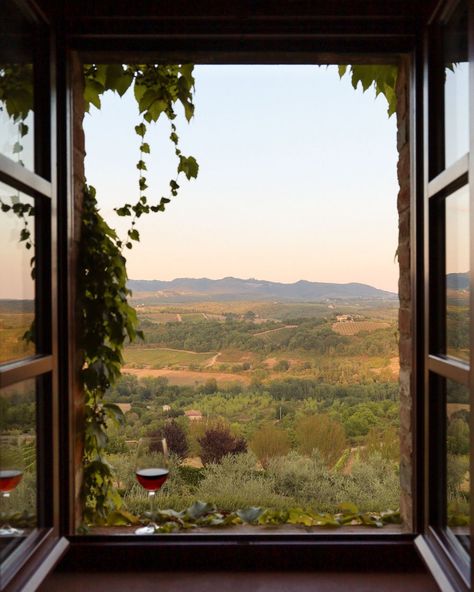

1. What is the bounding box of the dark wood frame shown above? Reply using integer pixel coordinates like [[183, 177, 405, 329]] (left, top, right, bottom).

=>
[[0, 2, 69, 590], [56, 0, 427, 574], [414, 0, 472, 590], [5, 0, 474, 589]]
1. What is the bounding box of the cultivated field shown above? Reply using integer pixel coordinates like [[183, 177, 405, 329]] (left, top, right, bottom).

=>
[[123, 367, 250, 386], [332, 320, 391, 335], [124, 347, 216, 368]]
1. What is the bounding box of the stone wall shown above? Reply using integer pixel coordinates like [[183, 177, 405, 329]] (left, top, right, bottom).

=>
[[396, 56, 413, 531], [71, 52, 86, 527]]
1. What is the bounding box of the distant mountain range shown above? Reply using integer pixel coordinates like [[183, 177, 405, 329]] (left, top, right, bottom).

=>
[[128, 277, 397, 302], [446, 272, 469, 291]]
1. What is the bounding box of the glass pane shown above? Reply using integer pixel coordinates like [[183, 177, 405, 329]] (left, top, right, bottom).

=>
[[443, 0, 469, 168], [0, 379, 37, 566], [0, 1, 35, 170], [0, 182, 35, 364], [446, 184, 469, 362], [446, 379, 470, 554]]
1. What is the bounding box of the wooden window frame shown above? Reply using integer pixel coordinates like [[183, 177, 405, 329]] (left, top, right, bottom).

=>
[[59, 2, 422, 560], [9, 0, 474, 589], [414, 1, 473, 590], [0, 2, 69, 590]]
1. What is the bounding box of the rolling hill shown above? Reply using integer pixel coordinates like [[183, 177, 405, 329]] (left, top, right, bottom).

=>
[[128, 277, 397, 302]]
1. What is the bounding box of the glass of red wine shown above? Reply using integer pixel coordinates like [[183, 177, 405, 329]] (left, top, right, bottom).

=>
[[134, 436, 169, 535], [0, 435, 25, 536]]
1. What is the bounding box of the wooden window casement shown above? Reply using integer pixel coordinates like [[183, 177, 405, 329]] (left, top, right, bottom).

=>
[[2, 1, 474, 591], [414, 0, 473, 590], [0, 2, 69, 591]]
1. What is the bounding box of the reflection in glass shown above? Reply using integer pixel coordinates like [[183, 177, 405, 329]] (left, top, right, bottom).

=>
[[0, 379, 37, 565], [446, 380, 470, 554], [0, 1, 35, 170], [0, 182, 35, 364], [446, 185, 469, 361], [443, 0, 468, 168]]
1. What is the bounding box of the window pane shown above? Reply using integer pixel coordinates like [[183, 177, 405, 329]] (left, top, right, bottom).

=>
[[443, 0, 469, 168], [0, 182, 35, 364], [446, 185, 469, 362], [0, 379, 37, 566], [446, 379, 470, 555], [0, 1, 35, 170]]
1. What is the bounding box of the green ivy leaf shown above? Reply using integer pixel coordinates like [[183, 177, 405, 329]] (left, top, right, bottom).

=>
[[185, 501, 215, 520], [18, 122, 29, 137], [178, 155, 199, 180], [134, 123, 147, 137], [140, 143, 150, 154], [339, 502, 359, 515], [128, 229, 140, 241], [236, 507, 264, 524], [84, 78, 104, 112], [105, 65, 133, 96], [103, 403, 125, 426]]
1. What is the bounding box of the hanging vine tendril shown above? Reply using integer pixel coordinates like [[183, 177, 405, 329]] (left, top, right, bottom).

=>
[[0, 62, 199, 525]]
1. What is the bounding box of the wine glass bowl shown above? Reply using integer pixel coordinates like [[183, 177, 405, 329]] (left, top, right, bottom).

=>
[[0, 435, 26, 536], [134, 437, 169, 535]]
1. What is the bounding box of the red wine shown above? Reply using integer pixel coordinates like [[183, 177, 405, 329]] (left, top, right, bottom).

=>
[[136, 468, 169, 491], [0, 470, 23, 493]]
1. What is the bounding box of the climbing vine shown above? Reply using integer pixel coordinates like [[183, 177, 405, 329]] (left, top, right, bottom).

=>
[[338, 65, 398, 117], [0, 62, 199, 525], [79, 64, 199, 524]]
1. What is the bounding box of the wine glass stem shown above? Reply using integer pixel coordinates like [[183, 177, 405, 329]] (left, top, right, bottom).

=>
[[149, 491, 156, 528], [2, 492, 11, 529]]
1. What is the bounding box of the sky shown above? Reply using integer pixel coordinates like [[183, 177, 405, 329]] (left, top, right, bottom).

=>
[[0, 65, 402, 299], [83, 65, 400, 293]]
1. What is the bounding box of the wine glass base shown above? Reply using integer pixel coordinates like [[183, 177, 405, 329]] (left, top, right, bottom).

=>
[[0, 526, 24, 536], [135, 525, 157, 535]]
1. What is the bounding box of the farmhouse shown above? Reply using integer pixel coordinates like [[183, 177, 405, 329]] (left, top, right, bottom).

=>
[[336, 314, 353, 323], [185, 409, 203, 421]]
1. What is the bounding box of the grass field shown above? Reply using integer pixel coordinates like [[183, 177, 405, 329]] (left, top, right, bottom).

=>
[[123, 367, 249, 386], [253, 326, 298, 344], [131, 298, 399, 322], [181, 313, 206, 322], [332, 321, 391, 335], [124, 347, 216, 368], [0, 312, 34, 363], [137, 311, 179, 323]]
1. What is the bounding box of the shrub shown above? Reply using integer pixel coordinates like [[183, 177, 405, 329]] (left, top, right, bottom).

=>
[[341, 453, 400, 511], [198, 425, 247, 465], [150, 420, 189, 459], [361, 426, 399, 462], [195, 452, 288, 510], [250, 424, 291, 468], [295, 414, 346, 467], [274, 359, 290, 372], [267, 450, 344, 512]]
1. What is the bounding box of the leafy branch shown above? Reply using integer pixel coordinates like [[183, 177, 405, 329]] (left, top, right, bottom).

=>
[[83, 64, 199, 250], [101, 500, 400, 533], [79, 184, 144, 524], [338, 65, 398, 117]]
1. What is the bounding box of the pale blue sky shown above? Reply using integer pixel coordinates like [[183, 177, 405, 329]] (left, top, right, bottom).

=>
[[84, 65, 399, 292]]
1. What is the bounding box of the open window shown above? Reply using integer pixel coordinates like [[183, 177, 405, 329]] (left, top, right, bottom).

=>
[[2, 1, 474, 590]]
